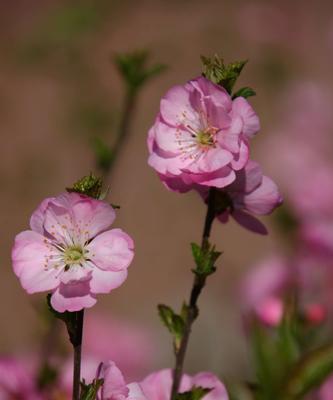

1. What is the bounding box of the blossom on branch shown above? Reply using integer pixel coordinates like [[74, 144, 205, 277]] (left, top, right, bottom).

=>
[[148, 76, 259, 192], [12, 192, 134, 312]]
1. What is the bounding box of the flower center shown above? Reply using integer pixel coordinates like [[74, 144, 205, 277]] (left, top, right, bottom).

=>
[[196, 127, 218, 148], [63, 245, 86, 266]]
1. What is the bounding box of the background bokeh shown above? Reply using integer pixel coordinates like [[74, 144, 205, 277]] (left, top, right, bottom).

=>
[[1, 0, 333, 383]]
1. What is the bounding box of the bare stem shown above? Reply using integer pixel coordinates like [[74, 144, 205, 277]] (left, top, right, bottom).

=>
[[170, 188, 216, 400], [72, 310, 84, 400]]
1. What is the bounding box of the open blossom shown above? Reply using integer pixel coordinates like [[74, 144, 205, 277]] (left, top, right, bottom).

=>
[[148, 76, 259, 192], [140, 369, 228, 400], [12, 192, 134, 312], [199, 161, 282, 234], [96, 361, 147, 400]]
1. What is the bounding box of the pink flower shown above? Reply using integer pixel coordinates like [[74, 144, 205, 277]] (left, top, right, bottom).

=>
[[148, 76, 259, 192], [0, 357, 40, 400], [140, 369, 228, 400], [240, 257, 290, 326], [83, 313, 156, 380], [199, 161, 282, 234], [97, 361, 147, 400], [300, 222, 333, 259], [12, 192, 134, 312]]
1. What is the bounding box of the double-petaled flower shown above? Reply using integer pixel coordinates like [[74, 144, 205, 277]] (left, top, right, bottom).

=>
[[148, 76, 260, 191]]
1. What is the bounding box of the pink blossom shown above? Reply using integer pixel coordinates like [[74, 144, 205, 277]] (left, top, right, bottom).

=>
[[319, 374, 333, 400], [0, 357, 40, 400], [96, 361, 147, 400], [240, 257, 290, 326], [12, 192, 134, 312], [199, 161, 282, 234], [148, 76, 259, 192], [140, 369, 228, 400], [300, 222, 333, 259], [83, 313, 156, 380], [303, 303, 327, 325]]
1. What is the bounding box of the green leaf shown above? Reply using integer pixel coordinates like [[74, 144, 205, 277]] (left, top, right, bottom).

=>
[[66, 173, 103, 199], [114, 50, 167, 94], [175, 386, 212, 400], [201, 55, 248, 94], [191, 242, 221, 277], [80, 378, 104, 400], [283, 343, 333, 399], [232, 87, 256, 99], [158, 304, 186, 351], [92, 136, 113, 172]]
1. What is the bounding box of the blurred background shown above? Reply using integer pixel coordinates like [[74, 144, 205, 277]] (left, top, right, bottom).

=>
[[1, 0, 333, 384]]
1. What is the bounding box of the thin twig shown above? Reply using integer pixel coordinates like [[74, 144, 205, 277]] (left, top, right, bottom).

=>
[[170, 188, 216, 400], [72, 310, 84, 400]]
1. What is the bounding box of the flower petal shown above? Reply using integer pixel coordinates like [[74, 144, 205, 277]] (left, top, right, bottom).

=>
[[30, 197, 55, 233], [192, 372, 229, 400], [90, 268, 128, 294], [50, 281, 97, 312], [232, 97, 260, 138], [87, 229, 134, 271], [243, 176, 283, 215], [232, 210, 268, 234], [160, 85, 197, 127], [12, 230, 60, 293], [99, 361, 129, 400]]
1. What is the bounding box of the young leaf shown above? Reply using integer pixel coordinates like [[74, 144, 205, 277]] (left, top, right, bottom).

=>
[[114, 50, 167, 94], [80, 378, 104, 400], [232, 87, 256, 99], [191, 242, 221, 277], [66, 173, 103, 199], [158, 304, 186, 351], [201, 55, 248, 94], [175, 386, 212, 400]]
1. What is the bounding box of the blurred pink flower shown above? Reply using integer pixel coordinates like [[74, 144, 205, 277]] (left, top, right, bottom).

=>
[[141, 369, 228, 400], [301, 222, 333, 258], [148, 76, 259, 192], [240, 257, 291, 326], [83, 313, 156, 380], [319, 373, 333, 400], [97, 361, 147, 400], [12, 192, 134, 312], [199, 160, 282, 234], [303, 303, 327, 325], [0, 357, 40, 400]]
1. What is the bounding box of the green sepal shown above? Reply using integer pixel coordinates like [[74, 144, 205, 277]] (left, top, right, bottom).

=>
[[158, 304, 188, 352], [191, 242, 221, 277], [201, 55, 248, 94], [232, 87, 256, 100], [175, 386, 212, 400], [66, 173, 102, 199], [114, 50, 167, 94], [80, 378, 104, 400]]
